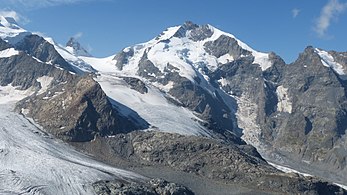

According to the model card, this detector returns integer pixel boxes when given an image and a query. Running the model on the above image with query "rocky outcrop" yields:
[204,35,251,59]
[123,77,148,94]
[173,21,213,42]
[113,47,134,70]
[75,131,346,194]
[93,178,194,195]
[16,74,149,141]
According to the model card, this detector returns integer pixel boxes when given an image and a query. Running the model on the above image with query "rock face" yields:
[123,77,148,94]
[76,131,346,194]
[93,178,194,195]
[16,74,148,141]
[259,47,347,183]
[15,34,76,73]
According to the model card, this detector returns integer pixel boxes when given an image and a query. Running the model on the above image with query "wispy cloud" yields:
[292,8,300,18]
[0,0,98,9]
[314,0,347,38]
[73,32,83,39]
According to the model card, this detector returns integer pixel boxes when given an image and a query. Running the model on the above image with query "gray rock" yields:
[173,21,213,42]
[113,47,134,70]
[16,74,149,142]
[93,178,194,195]
[0,38,11,50]
[15,34,76,73]
[204,35,251,59]
[66,37,92,57]
[123,77,148,94]
[81,131,346,194]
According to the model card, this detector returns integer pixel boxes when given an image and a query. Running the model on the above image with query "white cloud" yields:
[314,0,347,38]
[292,8,300,18]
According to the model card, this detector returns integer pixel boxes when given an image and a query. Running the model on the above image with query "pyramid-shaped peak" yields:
[65,37,92,57]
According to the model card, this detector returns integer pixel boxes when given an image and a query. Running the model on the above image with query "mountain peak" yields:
[65,37,92,57]
[0,15,21,30]
[173,21,213,42]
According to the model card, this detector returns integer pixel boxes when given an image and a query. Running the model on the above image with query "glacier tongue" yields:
[0,99,144,194]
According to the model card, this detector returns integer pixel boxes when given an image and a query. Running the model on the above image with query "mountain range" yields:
[0,15,347,194]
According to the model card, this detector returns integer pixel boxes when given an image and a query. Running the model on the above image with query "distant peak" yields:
[65,37,92,57]
[0,15,21,30]
[181,21,199,30]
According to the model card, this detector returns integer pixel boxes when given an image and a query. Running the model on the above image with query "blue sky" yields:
[0,0,346,63]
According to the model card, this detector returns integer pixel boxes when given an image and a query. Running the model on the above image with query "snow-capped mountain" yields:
[1,15,347,194]
[78,21,347,187]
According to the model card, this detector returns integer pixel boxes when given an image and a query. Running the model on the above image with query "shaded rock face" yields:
[123,77,148,94]
[113,47,134,70]
[93,178,194,195]
[0,38,11,50]
[0,52,55,90]
[16,75,148,142]
[77,131,346,195]
[204,35,251,59]
[15,34,76,73]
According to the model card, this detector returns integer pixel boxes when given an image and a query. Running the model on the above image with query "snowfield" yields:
[95,73,211,137]
[0,87,145,195]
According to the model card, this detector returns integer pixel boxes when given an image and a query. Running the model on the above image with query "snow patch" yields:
[36,76,54,95]
[268,162,313,177]
[218,53,234,64]
[217,77,229,87]
[0,48,19,58]
[253,52,272,71]
[315,48,346,79]
[0,84,34,104]
[276,86,292,113]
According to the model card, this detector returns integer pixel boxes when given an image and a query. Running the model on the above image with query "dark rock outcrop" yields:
[15,74,148,142]
[93,178,194,195]
[123,77,148,94]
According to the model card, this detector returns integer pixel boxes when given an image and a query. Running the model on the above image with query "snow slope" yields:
[0,87,145,195]
[315,48,347,79]
[95,73,211,137]
[0,48,19,58]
